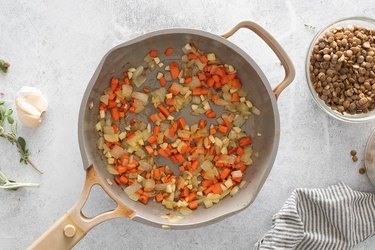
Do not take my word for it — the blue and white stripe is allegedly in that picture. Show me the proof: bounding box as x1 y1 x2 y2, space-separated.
256 183 375 249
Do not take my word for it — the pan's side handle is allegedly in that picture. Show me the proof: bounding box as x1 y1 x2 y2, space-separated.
222 21 296 100
28 166 135 250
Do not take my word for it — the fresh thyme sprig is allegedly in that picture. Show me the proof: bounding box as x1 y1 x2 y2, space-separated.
0 169 39 190
0 100 42 174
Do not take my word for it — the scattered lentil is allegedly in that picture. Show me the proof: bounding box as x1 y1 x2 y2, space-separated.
359 167 366 175
350 149 357 156
352 155 358 162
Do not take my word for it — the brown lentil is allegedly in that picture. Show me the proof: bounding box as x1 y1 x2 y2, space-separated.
350 149 357 156
359 167 366 174
310 25 375 114
352 155 358 162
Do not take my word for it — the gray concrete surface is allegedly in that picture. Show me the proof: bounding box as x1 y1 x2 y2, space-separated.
1 0 375 249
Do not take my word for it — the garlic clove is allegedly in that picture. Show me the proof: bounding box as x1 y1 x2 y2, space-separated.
16 97 42 117
15 86 48 128
23 95 48 113
16 106 42 128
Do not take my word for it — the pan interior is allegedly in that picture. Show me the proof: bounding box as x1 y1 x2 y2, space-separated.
79 29 279 228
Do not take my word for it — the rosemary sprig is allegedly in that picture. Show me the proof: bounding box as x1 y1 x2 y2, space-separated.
0 100 42 174
0 169 39 190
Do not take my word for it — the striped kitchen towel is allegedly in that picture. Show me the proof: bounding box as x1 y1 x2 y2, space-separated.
256 182 375 250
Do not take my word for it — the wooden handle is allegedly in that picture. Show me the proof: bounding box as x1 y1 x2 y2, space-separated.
222 21 295 100
28 166 135 250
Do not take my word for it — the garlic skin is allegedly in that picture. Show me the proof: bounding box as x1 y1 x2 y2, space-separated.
15 86 48 128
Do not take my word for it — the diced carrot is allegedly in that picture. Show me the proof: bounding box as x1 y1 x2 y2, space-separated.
164 47 174 56
232 92 240 102
160 76 166 87
205 109 217 118
145 145 154 155
203 185 214 195
188 201 198 210
108 92 116 100
212 183 223 194
199 56 208 63
156 193 164 202
114 176 121 185
182 187 189 197
184 76 192 84
192 87 209 96
108 100 117 109
139 195 149 204
178 117 186 129
191 160 199 170
179 165 185 172
149 50 158 58
239 137 252 147
153 126 160 135
220 168 231 180
110 108 120 121
197 73 206 81
187 53 197 60
169 62 180 80
218 125 228 133
143 87 150 93
119 175 128 184
110 78 119 92
187 192 196 202
157 103 170 117
175 154 185 163
236 147 244 156
158 148 170 157
147 135 157 144
149 114 158 123
202 179 213 187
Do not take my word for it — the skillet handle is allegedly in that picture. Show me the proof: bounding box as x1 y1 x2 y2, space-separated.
222 21 295 100
28 166 135 250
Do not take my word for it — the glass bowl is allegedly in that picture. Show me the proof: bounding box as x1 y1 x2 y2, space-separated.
306 16 375 123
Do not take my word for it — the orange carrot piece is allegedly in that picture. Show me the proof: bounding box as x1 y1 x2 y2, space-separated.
212 183 223 194
110 78 119 92
157 103 170 117
147 135 157 144
169 62 180 80
160 76 166 87
184 76 192 84
232 92 240 102
164 47 173 56
145 145 154 155
139 195 149 204
220 168 231 180
143 87 150 93
190 160 199 170
149 50 158 58
236 147 244 156
202 179 213 187
218 125 228 133
187 192 196 202
158 148 170 157
119 175 129 184
188 201 198 210
199 119 206 128
179 165 185 172
156 193 164 202
178 117 186 129
110 108 120 121
199 56 208 63
239 137 252 147
108 100 117 109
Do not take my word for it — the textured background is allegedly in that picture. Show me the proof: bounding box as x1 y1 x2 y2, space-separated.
1 0 375 249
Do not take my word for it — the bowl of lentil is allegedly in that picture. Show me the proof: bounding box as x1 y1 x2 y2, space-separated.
306 16 375 122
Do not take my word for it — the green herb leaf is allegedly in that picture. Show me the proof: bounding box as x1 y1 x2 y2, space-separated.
0 100 4 105
17 137 26 152
7 116 14 124
5 109 13 116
